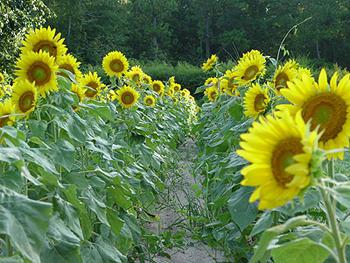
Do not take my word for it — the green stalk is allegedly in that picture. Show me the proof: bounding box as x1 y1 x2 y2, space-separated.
320 159 347 263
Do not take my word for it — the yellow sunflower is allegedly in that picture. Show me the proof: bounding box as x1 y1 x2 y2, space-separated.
279 69 350 160
167 85 175 98
202 54 218 72
273 60 298 94
115 85 140 109
71 83 87 102
297 67 313 79
204 86 218 102
102 51 129 77
172 83 181 92
80 72 105 99
21 26 67 59
12 79 38 116
181 89 190 98
169 76 175 85
244 84 270 118
204 77 218 87
152 80 165 95
233 50 266 86
57 54 83 81
15 50 58 97
223 70 238 96
144 95 156 107
142 74 152 85
126 66 143 84
237 111 319 210
0 99 16 128
0 72 4 83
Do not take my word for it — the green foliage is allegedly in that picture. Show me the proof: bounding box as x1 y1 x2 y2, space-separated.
0 0 51 75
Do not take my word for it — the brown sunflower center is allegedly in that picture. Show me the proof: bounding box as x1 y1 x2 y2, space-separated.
33 40 58 57
302 93 347 142
209 91 217 100
110 59 124 73
0 114 10 128
174 85 180 91
58 64 75 77
271 137 303 187
275 72 289 91
19 91 35 113
121 92 135 105
132 73 140 83
27 61 51 85
254 94 267 112
85 82 99 98
243 65 259 81
146 98 153 105
153 84 161 92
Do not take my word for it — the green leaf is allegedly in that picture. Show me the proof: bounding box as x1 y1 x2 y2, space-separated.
0 256 24 263
250 211 274 237
107 208 124 236
227 187 258 231
0 187 52 263
271 238 330 263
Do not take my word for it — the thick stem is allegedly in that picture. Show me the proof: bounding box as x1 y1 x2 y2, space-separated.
321 161 347 263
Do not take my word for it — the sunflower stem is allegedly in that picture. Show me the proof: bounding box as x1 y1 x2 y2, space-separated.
321 162 347 263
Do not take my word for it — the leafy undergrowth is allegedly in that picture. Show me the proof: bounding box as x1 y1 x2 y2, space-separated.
0 76 193 262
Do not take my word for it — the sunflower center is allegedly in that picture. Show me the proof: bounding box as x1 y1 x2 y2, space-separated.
58 64 75 77
0 114 10 128
146 98 153 105
27 62 51 85
33 40 57 57
121 92 135 105
132 74 140 83
19 91 35 113
153 84 161 92
254 94 267 112
85 82 98 97
243 65 259 81
302 93 347 142
271 138 303 187
209 91 217 100
275 72 289 91
110 59 124 73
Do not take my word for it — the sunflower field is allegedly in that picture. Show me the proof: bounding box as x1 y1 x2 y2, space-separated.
3 13 350 263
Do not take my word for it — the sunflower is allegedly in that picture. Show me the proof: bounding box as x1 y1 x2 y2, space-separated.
223 70 238 96
142 74 152 85
12 79 38 116
169 76 175 85
244 84 270 118
172 83 181 92
126 66 143 84
204 77 218 87
57 54 83 80
144 95 156 107
202 54 218 72
237 111 319 210
0 99 16 128
181 89 190 98
297 67 313 79
102 51 129 77
152 80 165 95
80 72 105 99
21 26 67 59
233 50 266 86
0 72 4 83
115 85 140 109
273 60 298 93
167 85 175 98
279 69 350 160
15 50 58 97
204 86 218 102
71 83 87 102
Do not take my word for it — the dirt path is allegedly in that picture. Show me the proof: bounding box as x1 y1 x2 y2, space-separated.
149 139 226 263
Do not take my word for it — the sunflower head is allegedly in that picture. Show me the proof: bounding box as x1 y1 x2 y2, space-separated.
181 89 190 98
204 86 218 102
0 99 16 128
126 66 143 84
142 74 152 85
169 76 175 85
202 54 218 72
223 70 238 96
244 83 270 118
102 51 129 77
279 69 350 159
167 86 175 98
15 50 58 97
81 72 105 99
57 54 83 81
21 26 67 59
237 111 320 210
172 83 181 92
152 80 165 95
233 50 266 86
12 79 38 117
115 85 140 109
273 60 298 93
144 95 156 107
71 83 87 102
204 77 218 87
